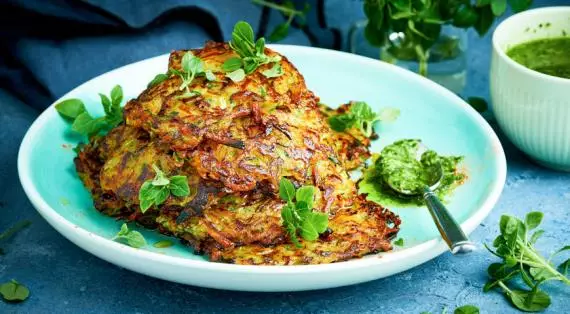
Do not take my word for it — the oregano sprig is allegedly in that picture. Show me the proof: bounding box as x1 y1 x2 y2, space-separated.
138 164 190 213
112 223 146 248
251 0 310 42
55 85 124 136
279 178 328 248
222 21 282 82
484 211 570 312
328 101 400 137
147 52 216 90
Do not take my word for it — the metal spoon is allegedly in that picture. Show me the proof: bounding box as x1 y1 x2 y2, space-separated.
385 143 476 255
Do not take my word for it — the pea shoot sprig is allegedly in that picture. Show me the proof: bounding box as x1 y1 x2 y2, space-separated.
55 85 124 136
148 52 216 95
279 178 328 248
251 0 310 42
138 164 190 213
484 211 570 312
112 223 146 248
328 101 400 138
222 21 283 82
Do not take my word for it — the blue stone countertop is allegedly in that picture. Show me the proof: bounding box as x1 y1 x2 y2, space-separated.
1 1 569 314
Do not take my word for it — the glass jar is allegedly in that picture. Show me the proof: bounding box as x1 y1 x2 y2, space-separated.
349 20 468 94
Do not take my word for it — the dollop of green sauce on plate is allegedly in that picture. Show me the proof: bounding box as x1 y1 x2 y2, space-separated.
359 139 466 207
507 37 570 79
378 139 442 194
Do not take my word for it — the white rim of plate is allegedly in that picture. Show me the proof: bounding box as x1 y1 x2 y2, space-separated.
18 44 507 275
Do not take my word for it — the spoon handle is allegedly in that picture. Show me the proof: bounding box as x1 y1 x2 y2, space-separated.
422 187 476 255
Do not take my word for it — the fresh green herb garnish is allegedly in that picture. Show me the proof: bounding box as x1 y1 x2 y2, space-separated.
328 101 399 138
153 240 174 248
148 52 215 89
261 62 284 78
223 21 281 79
55 85 124 136
147 73 169 88
279 178 328 248
174 52 204 91
484 211 570 312
225 68 246 83
138 164 190 213
204 70 217 81
393 238 404 247
453 305 479 314
176 90 202 99
0 280 29 302
252 0 310 42
112 223 146 248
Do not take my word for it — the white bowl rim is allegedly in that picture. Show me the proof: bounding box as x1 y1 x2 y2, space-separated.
492 6 570 84
17 44 507 276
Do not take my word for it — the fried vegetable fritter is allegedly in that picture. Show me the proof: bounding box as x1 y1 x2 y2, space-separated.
75 42 400 265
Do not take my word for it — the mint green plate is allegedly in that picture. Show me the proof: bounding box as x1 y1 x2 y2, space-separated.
18 45 506 292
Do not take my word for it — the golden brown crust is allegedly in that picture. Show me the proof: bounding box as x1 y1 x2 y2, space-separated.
74 42 400 265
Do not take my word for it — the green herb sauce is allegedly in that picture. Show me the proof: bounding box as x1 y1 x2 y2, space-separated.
359 139 466 207
506 37 570 79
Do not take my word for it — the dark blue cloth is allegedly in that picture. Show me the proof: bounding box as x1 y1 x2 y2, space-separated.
2 1 570 313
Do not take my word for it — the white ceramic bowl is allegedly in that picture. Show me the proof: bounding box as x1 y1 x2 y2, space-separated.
491 6 570 171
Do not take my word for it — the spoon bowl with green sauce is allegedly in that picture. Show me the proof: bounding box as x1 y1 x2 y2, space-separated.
379 140 476 255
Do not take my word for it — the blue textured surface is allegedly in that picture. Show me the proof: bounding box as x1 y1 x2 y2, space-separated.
1 1 569 313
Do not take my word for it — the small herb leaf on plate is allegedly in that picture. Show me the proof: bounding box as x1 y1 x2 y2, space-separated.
226 69 246 82
377 107 401 122
295 186 315 209
222 57 243 72
169 175 190 197
71 113 105 136
394 238 404 247
226 21 281 77
279 178 296 202
113 223 146 248
300 211 328 241
153 240 174 248
262 62 284 78
55 99 86 119
327 101 399 137
204 70 216 81
0 280 29 302
110 85 123 108
56 85 125 137
148 73 169 88
279 178 328 246
138 165 190 213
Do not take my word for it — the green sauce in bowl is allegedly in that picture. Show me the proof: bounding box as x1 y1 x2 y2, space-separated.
506 37 570 79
